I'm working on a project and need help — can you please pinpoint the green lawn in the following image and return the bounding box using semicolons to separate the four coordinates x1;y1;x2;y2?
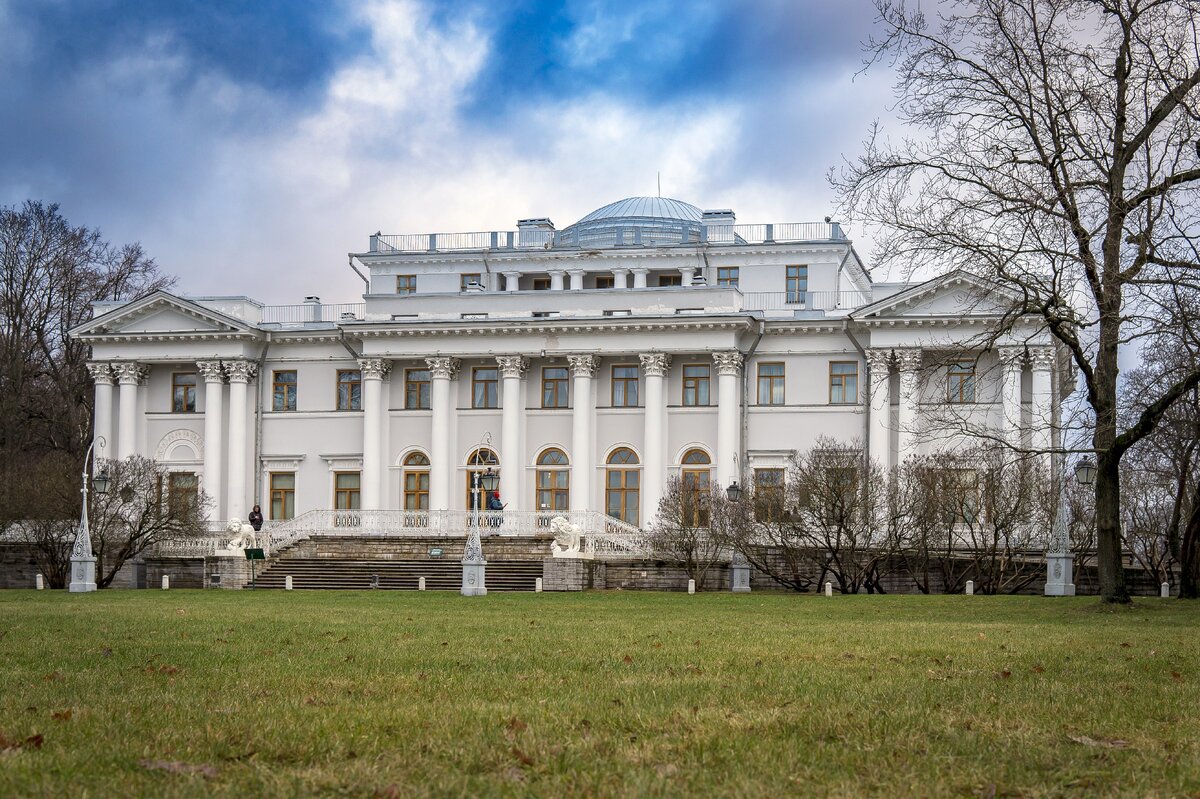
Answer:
0;591;1197;798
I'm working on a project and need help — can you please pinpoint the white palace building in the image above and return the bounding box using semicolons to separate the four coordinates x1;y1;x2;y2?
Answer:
71;196;1066;546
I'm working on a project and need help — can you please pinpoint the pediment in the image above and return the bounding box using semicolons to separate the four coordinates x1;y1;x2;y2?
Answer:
72;291;254;337
855;272;1021;319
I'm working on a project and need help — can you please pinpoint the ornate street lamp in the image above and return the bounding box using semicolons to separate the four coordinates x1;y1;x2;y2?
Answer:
70;437;108;593
1074;456;1097;487
725;480;742;503
462;434;495;597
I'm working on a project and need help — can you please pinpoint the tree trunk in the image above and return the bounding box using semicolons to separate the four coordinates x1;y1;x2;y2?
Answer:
1181;483;1200;600
1093;451;1128;603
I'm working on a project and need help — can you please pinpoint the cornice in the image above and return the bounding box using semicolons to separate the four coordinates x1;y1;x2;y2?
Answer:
351;317;755;338
75;330;263;343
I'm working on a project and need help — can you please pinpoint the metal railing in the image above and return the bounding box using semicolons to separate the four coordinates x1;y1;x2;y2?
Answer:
260;303;366;324
371;221;846;254
741;290;870;311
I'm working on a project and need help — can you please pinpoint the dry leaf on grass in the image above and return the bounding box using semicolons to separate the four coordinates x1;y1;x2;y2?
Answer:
50;710;72;722
138;759;219;778
1068;735;1130;749
0;733;43;751
510;746;534;767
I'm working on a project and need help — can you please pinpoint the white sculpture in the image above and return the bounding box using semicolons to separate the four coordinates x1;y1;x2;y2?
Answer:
549;516;582;558
225;518;257;551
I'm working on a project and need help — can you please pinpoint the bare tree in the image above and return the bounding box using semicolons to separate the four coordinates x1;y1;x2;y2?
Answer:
836;0;1200;603
87;457;210;588
648;476;733;590
1;451;80;588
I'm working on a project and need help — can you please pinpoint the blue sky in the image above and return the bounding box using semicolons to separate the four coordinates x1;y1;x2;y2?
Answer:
0;0;892;303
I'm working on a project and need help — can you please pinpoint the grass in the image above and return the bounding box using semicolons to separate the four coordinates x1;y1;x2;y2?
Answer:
0;591;1197;798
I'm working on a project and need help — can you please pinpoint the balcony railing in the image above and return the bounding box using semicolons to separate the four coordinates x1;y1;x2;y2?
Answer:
370;221;846;254
741;291;870;311
260;302;366;324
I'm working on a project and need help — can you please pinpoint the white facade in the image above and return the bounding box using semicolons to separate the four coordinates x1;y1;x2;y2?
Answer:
72;197;1066;530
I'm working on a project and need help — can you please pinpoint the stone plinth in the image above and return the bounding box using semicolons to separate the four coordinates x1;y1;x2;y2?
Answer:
541;558;606;591
205;553;255;589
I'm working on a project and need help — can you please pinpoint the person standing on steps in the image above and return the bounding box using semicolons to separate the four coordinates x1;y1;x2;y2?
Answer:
487;490;505;528
248;504;264;533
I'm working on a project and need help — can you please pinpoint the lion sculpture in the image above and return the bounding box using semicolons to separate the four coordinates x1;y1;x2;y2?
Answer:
225;518;257;551
549;516;582;557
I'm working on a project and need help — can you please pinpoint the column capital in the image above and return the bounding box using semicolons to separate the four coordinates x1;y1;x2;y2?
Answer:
639;352;671;377
611;267;631;276
567;354;599;378
197;360;225;383
997;346;1027;369
894;348;922;372
425;356;460;380
225;360;257;384
358;358;391;379
712;350;743;376
86;362;115;385
865;349;892;374
1027;346;1055;370
113;362;149;385
631;267;650;276
496;355;528;379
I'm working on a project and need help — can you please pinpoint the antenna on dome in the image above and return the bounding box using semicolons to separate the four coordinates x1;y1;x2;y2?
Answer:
657;172;661;198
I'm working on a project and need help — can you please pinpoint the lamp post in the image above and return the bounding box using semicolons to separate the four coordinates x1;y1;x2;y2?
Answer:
462;433;496;597
1044;454;1096;596
724;455;750;592
69;437;110;593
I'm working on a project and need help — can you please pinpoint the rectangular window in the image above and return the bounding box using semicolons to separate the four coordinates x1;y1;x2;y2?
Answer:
472;367;499;409
166;472;198;515
757;362;785;405
948;361;976;403
172;373;197;413
532;277;551;291
657;274;682;287
682;364;710;406
334;471;361;510
405;369;430;409
542;367;569;408
336;369;362;410
531;311;560;318
272;370;297;411
595;275;615;289
461;273;482;291
612;365;640;407
941;469;979;525
603;310;631;317
270;472;295;520
396;275;417;295
785;265;808;304
829;362;859;405
754;468;786;522
717;267;739;287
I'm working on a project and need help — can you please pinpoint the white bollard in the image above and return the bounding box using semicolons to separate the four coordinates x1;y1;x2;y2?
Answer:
966;580;975;595
1161;582;1170;598
418;576;426;591
825;581;833;597
35;574;44;590
285;575;293;591
688;579;696;595
161;575;170;590
534;577;542;593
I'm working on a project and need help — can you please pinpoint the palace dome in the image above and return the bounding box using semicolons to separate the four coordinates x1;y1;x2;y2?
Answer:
562;196;705;247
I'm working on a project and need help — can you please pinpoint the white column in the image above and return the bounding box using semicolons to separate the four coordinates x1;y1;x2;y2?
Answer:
865;350;893;472
679;267;695;287
87;363;115;464
612;269;630;289
113;362;146;461
895;348;922;465
225;360;256;522
1029;347;1054;457
427;357;460;512
567;270;585;291
497;356;527;513
639;353;670;525
998;347;1025;450
632;268;649;289
713;351;743;489
549;270;565;291
503;271;521;292
197;361;226;521
359;358;389;510
568;355;598;513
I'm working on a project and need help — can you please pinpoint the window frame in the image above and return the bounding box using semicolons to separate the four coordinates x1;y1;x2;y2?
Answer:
165;471;198;515
402;452;430;512
605;448;641;526
405;368;431;409
336;369;362;411
757;362;786;406
753;468;786;522
272;369;297;412
657;274;682;287
472;367;499;409
947;360;977;404
541;366;569;408
535;448;570;513
611;364;640;407
269;472;295;520
785;265;808;304
532;277;551;291
829;361;859;405
333;471;361;510
460;273;482;291
594;275;615;289
716;267;739;287
396;274;417;295
172;372;197;413
681;363;711;407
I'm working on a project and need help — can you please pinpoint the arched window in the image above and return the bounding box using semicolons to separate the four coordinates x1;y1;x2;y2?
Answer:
466;447;500;509
605;447;640;525
402;452;430;514
536;448;570;514
681;448;712;526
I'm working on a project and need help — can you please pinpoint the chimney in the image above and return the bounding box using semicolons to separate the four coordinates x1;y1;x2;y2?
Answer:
517;217;555;248
304;296;321;323
701;209;735;242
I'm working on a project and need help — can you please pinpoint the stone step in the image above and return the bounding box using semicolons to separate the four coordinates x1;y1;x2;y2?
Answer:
253;558;543;591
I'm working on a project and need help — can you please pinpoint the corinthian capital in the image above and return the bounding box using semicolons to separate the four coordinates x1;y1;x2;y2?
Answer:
425;356;460;380
997;346;1026;370
197;360;225;383
1027;346;1055;370
495;355;529;379
864;349;892;375
638;352;671;377
112;362;149;385
358;358;391;379
894;348;923;372
567;354;598;378
86;362;115;385
225;360;257;383
712;350;743;376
